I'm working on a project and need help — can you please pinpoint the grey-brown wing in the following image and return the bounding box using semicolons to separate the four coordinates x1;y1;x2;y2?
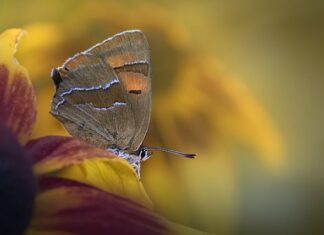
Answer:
51;53;137;149
51;30;151;152
88;30;151;152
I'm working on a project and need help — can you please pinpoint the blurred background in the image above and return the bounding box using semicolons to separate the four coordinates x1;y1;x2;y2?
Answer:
1;0;323;234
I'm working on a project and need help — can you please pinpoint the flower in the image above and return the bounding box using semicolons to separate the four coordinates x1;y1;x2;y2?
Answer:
0;29;207;235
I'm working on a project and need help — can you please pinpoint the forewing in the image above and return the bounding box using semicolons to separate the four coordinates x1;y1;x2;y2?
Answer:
51;54;136;149
89;30;151;152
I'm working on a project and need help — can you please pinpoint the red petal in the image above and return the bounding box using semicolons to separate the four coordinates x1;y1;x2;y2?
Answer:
28;177;166;235
0;29;37;143
25;136;116;175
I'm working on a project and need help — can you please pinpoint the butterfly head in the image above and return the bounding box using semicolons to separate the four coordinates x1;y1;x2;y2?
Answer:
138;146;152;162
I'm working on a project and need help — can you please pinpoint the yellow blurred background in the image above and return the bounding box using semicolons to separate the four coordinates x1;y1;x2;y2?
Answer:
1;0;323;234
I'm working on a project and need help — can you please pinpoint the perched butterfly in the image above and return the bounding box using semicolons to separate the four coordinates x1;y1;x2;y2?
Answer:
50;30;195;177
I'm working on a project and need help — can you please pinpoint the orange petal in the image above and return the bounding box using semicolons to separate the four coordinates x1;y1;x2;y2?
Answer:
27;177;166;235
0;29;37;143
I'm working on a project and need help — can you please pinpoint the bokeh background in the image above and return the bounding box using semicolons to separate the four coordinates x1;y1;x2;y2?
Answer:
1;0;323;234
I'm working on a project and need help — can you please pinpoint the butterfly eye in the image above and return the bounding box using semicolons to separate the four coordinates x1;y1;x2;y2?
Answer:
139;147;151;161
140;149;146;158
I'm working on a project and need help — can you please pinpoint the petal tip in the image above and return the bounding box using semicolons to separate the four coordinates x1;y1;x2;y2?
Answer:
0;28;37;143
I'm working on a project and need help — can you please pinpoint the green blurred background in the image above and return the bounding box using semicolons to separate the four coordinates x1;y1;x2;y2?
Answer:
1;0;323;234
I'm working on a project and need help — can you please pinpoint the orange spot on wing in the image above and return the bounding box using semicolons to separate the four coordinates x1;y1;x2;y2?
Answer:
106;54;138;68
118;72;148;91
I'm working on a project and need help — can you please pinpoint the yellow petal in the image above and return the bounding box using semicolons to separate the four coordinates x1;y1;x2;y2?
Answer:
26;136;153;208
0;28;37;143
58;158;153;209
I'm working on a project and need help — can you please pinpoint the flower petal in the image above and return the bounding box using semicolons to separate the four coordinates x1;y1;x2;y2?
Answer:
26;136;152;207
26;136;115;175
58;158;153;208
27;177;166;235
0;29;37;143
0;122;37;235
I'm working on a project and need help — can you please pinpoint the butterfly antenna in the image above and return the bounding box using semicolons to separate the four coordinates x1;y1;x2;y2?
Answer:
146;146;196;158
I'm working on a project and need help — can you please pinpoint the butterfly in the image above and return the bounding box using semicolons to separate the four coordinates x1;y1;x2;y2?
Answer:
50;30;195;177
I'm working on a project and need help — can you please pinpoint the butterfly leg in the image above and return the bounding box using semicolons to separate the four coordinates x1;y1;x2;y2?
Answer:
136;158;141;179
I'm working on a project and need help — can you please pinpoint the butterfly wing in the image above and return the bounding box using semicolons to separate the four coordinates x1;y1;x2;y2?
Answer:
51;30;151;152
